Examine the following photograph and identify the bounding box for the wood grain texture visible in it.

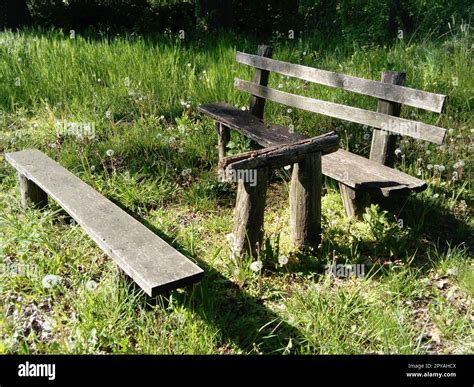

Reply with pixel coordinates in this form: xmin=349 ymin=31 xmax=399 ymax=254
xmin=290 ymin=152 xmax=322 ymax=251
xmin=220 ymin=132 xmax=339 ymax=175
xmin=5 ymin=149 xmax=204 ymax=296
xmin=370 ymin=71 xmax=406 ymax=167
xmin=322 ymin=149 xmax=426 ymax=196
xmin=216 ymin=122 xmax=230 ymax=162
xmin=199 ymin=102 xmax=307 ymax=147
xmin=232 ymin=167 xmax=268 ymax=258
xmin=234 ymin=79 xmax=446 ymax=144
xmin=236 ymin=52 xmax=446 ymax=113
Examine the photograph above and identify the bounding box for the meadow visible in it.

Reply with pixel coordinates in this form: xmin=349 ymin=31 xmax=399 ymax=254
xmin=0 ymin=26 xmax=472 ymax=354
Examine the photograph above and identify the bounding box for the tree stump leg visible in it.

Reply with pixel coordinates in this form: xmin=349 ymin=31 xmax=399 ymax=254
xmin=232 ymin=168 xmax=268 ymax=258
xmin=216 ymin=122 xmax=230 ymax=162
xmin=17 ymin=172 xmax=48 ymax=208
xmin=290 ymin=152 xmax=322 ymax=251
xmin=339 ymin=183 xmax=369 ymax=219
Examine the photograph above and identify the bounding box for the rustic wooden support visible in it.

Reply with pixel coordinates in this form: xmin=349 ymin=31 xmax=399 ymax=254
xmin=219 ymin=132 xmax=339 ymax=177
xmin=338 ymin=183 xmax=370 ymax=218
xmin=290 ymin=152 xmax=322 ymax=251
xmin=232 ymin=167 xmax=268 ymax=258
xmin=248 ymin=45 xmax=273 ymax=119
xmin=17 ymin=172 xmax=48 ymax=208
xmin=216 ymin=122 xmax=230 ymax=162
xmin=370 ymin=71 xmax=406 ymax=167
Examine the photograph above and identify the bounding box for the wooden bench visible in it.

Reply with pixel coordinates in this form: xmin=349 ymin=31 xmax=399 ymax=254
xmin=199 ymin=45 xmax=447 ymax=224
xmin=5 ymin=149 xmax=204 ymax=296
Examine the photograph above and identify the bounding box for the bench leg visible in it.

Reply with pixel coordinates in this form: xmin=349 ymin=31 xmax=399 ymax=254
xmin=232 ymin=168 xmax=268 ymax=258
xmin=339 ymin=183 xmax=369 ymax=219
xmin=216 ymin=122 xmax=230 ymax=162
xmin=290 ymin=152 xmax=322 ymax=251
xmin=17 ymin=173 xmax=48 ymax=208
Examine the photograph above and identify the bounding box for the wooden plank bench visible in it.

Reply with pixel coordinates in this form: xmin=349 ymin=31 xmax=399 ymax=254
xmin=199 ymin=45 xmax=447 ymax=221
xmin=5 ymin=149 xmax=204 ymax=296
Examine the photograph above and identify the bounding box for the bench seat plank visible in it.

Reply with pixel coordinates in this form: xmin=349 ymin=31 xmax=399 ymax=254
xmin=5 ymin=149 xmax=204 ymax=296
xmin=199 ymin=102 xmax=426 ymax=196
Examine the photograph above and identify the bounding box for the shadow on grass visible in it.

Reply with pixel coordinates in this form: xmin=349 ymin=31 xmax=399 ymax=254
xmin=126 ymin=216 xmax=308 ymax=354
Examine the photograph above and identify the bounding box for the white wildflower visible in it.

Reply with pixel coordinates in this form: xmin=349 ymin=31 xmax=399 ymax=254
xmin=42 ymin=274 xmax=61 ymax=289
xmin=250 ymin=260 xmax=263 ymax=272
xmin=278 ymin=255 xmax=289 ymax=266
xmin=106 ymin=149 xmax=114 ymax=157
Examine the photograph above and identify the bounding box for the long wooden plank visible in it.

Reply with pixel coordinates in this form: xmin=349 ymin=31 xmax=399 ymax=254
xmin=234 ymin=79 xmax=446 ymax=145
xmin=221 ymin=132 xmax=339 ymax=174
xmin=5 ymin=149 xmax=203 ymax=296
xmin=236 ymin=52 xmax=446 ymax=113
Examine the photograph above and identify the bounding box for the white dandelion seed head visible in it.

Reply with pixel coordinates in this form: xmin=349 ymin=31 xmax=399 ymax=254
xmin=85 ymin=280 xmax=98 ymax=291
xmin=225 ymin=233 xmax=234 ymax=243
xmin=394 ymin=148 xmax=403 ymax=156
xmin=284 ymin=165 xmax=291 ymax=170
xmin=278 ymin=255 xmax=289 ymax=266
xmin=181 ymin=168 xmax=192 ymax=177
xmin=42 ymin=274 xmax=61 ymax=289
xmin=287 ymin=108 xmax=293 ymax=114
xmin=363 ymin=133 xmax=370 ymax=141
xmin=250 ymin=260 xmax=263 ymax=272
xmin=106 ymin=149 xmax=114 ymax=157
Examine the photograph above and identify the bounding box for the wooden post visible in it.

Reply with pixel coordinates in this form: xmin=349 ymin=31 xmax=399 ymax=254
xmin=370 ymin=71 xmax=406 ymax=167
xmin=248 ymin=45 xmax=273 ymax=119
xmin=17 ymin=172 xmax=48 ymax=208
xmin=232 ymin=167 xmax=268 ymax=258
xmin=338 ymin=183 xmax=370 ymax=218
xmin=216 ymin=122 xmax=230 ymax=162
xmin=290 ymin=152 xmax=322 ymax=251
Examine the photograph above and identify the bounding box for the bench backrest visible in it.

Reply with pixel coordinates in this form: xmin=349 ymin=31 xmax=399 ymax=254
xmin=235 ymin=46 xmax=447 ymax=166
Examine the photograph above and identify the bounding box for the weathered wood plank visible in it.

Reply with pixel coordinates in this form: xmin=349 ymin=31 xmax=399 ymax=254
xmin=216 ymin=122 xmax=230 ymax=162
xmin=248 ymin=45 xmax=273 ymax=119
xmin=370 ymin=71 xmax=406 ymax=167
xmin=322 ymin=149 xmax=426 ymax=196
xmin=219 ymin=132 xmax=339 ymax=177
xmin=290 ymin=152 xmax=322 ymax=251
xmin=235 ymin=79 xmax=446 ymax=144
xmin=199 ymin=102 xmax=307 ymax=147
xmin=5 ymin=149 xmax=204 ymax=296
xmin=236 ymin=52 xmax=446 ymax=113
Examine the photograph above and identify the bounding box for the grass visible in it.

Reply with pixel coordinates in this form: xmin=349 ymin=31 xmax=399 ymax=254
xmin=0 ymin=26 xmax=472 ymax=354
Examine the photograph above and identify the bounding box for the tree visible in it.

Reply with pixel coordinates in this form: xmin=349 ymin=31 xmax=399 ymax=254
xmin=1 ymin=0 xmax=32 ymax=29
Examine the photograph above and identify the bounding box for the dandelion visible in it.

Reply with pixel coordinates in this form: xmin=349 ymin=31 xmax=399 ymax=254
xmin=97 ymin=78 xmax=101 ymax=82
xmin=250 ymin=260 xmax=263 ymax=272
xmin=278 ymin=83 xmax=284 ymax=89
xmin=363 ymin=133 xmax=370 ymax=141
xmin=105 ymin=110 xmax=111 ymax=119
xmin=287 ymin=108 xmax=293 ymax=114
xmin=284 ymin=165 xmax=291 ymax=170
xmin=187 ymin=63 xmax=191 ymax=67
xmin=85 ymin=280 xmax=98 ymax=292
xmin=168 ymin=137 xmax=176 ymax=144
xmin=50 ymin=143 xmax=56 ymax=148
xmin=303 ymin=51 xmax=307 ymax=56
xmin=427 ymin=164 xmax=433 ymax=170
xmin=186 ymin=104 xmax=191 ymax=109
xmin=159 ymin=115 xmax=165 ymax=120
xmin=32 ymin=123 xmax=38 ymax=129
xmin=426 ymin=150 xmax=431 ymax=155
xmin=90 ymin=165 xmax=96 ymax=172
xmin=225 ymin=233 xmax=234 ymax=243
xmin=156 ymin=133 xmax=163 ymax=139
xmin=241 ymin=106 xmax=247 ymax=111
xmin=106 ymin=149 xmax=114 ymax=157
xmin=453 ymin=160 xmax=465 ymax=169
xmin=42 ymin=274 xmax=61 ymax=289
xmin=394 ymin=148 xmax=403 ymax=156
xmin=181 ymin=168 xmax=192 ymax=177
xmin=278 ymin=255 xmax=289 ymax=266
